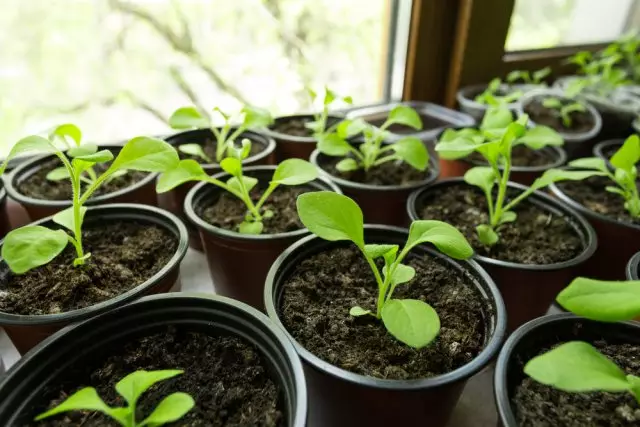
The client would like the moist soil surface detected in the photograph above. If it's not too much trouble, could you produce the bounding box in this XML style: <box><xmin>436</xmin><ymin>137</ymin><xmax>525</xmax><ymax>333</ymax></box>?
<box><xmin>418</xmin><ymin>184</ymin><xmax>584</xmax><ymax>264</ymax></box>
<box><xmin>515</xmin><ymin>341</ymin><xmax>640</xmax><ymax>426</ymax></box>
<box><xmin>197</xmin><ymin>185</ymin><xmax>312</xmax><ymax>234</ymax></box>
<box><xmin>558</xmin><ymin>176</ymin><xmax>640</xmax><ymax>226</ymax></box>
<box><xmin>18</xmin><ymin>158</ymin><xmax>148</xmax><ymax>201</ymax></box>
<box><xmin>524</xmin><ymin>98</ymin><xmax>595</xmax><ymax>133</ymax></box>
<box><xmin>28</xmin><ymin>326</ymin><xmax>284</xmax><ymax>427</ymax></box>
<box><xmin>468</xmin><ymin>145</ymin><xmax>558</xmax><ymax>168</ymax></box>
<box><xmin>0</xmin><ymin>221</ymin><xmax>177</xmax><ymax>315</ymax></box>
<box><xmin>319</xmin><ymin>155</ymin><xmax>431</xmax><ymax>186</ymax></box>
<box><xmin>178</xmin><ymin>138</ymin><xmax>263</xmax><ymax>164</ymax></box>
<box><xmin>368</xmin><ymin>113</ymin><xmax>448</xmax><ymax>133</ymax></box>
<box><xmin>270</xmin><ymin>116</ymin><xmax>315</xmax><ymax>138</ymax></box>
<box><xmin>280</xmin><ymin>246</ymin><xmax>488</xmax><ymax>380</ymax></box>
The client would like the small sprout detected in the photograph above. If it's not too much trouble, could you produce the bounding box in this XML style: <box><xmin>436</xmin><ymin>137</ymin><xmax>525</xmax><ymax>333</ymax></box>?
<box><xmin>317</xmin><ymin>105</ymin><xmax>429</xmax><ymax>173</ymax></box>
<box><xmin>35</xmin><ymin>369</ymin><xmax>195</xmax><ymax>426</ymax></box>
<box><xmin>296</xmin><ymin>191</ymin><xmax>473</xmax><ymax>348</ymax></box>
<box><xmin>506</xmin><ymin>67</ymin><xmax>551</xmax><ymax>85</ymax></box>
<box><xmin>474</xmin><ymin>78</ymin><xmax>523</xmax><ymax>106</ymax></box>
<box><xmin>157</xmin><ymin>139</ymin><xmax>318</xmax><ymax>234</ymax></box>
<box><xmin>541</xmin><ymin>97</ymin><xmax>587</xmax><ymax>128</ymax></box>
<box><xmin>169</xmin><ymin>105</ymin><xmax>273</xmax><ymax>163</ymax></box>
<box><xmin>569</xmin><ymin>134</ymin><xmax>640</xmax><ymax>218</ymax></box>
<box><xmin>305</xmin><ymin>86</ymin><xmax>352</xmax><ymax>140</ymax></box>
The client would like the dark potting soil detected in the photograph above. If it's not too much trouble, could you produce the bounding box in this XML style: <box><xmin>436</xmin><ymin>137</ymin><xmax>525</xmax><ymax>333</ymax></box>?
<box><xmin>270</xmin><ymin>117</ymin><xmax>315</xmax><ymax>138</ymax></box>
<box><xmin>558</xmin><ymin>176</ymin><xmax>640</xmax><ymax>226</ymax></box>
<box><xmin>368</xmin><ymin>114</ymin><xmax>448</xmax><ymax>133</ymax></box>
<box><xmin>197</xmin><ymin>186</ymin><xmax>312</xmax><ymax>234</ymax></box>
<box><xmin>0</xmin><ymin>221</ymin><xmax>177</xmax><ymax>315</ymax></box>
<box><xmin>524</xmin><ymin>98</ymin><xmax>595</xmax><ymax>133</ymax></box>
<box><xmin>28</xmin><ymin>326</ymin><xmax>284</xmax><ymax>427</ymax></box>
<box><xmin>469</xmin><ymin>145</ymin><xmax>558</xmax><ymax>168</ymax></box>
<box><xmin>320</xmin><ymin>156</ymin><xmax>431</xmax><ymax>186</ymax></box>
<box><xmin>280</xmin><ymin>246</ymin><xmax>488</xmax><ymax>380</ymax></box>
<box><xmin>178</xmin><ymin>138</ymin><xmax>263</xmax><ymax>164</ymax></box>
<box><xmin>515</xmin><ymin>341</ymin><xmax>640</xmax><ymax>426</ymax></box>
<box><xmin>418</xmin><ymin>184</ymin><xmax>584</xmax><ymax>264</ymax></box>
<box><xmin>599</xmin><ymin>143</ymin><xmax>623</xmax><ymax>161</ymax></box>
<box><xmin>18</xmin><ymin>158</ymin><xmax>149</xmax><ymax>201</ymax></box>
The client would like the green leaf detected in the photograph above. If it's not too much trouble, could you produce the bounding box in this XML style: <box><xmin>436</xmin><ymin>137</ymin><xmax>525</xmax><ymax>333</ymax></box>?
<box><xmin>323</xmin><ymin>87</ymin><xmax>336</xmax><ymax>105</ymax></box>
<box><xmin>272</xmin><ymin>159</ymin><xmax>318</xmax><ymax>185</ymax></box>
<box><xmin>569</xmin><ymin>157</ymin><xmax>608</xmax><ymax>173</ymax></box>
<box><xmin>518</xmin><ymin>126</ymin><xmax>564</xmax><ymax>150</ymax></box>
<box><xmin>434</xmin><ymin>137</ymin><xmax>480</xmax><ymax>160</ymax></box>
<box><xmin>386</xmin><ymin>105</ymin><xmax>422</xmax><ymax>130</ymax></box>
<box><xmin>463</xmin><ymin>167</ymin><xmax>495</xmax><ymax>194</ymax></box>
<box><xmin>506</xmin><ymin>70</ymin><xmax>525</xmax><ymax>83</ymax></box>
<box><xmin>480</xmin><ymin>108</ymin><xmax>513</xmax><ymax>130</ymax></box>
<box><xmin>227</xmin><ymin>176</ymin><xmax>258</xmax><ymax>194</ymax></box>
<box><xmin>477</xmin><ymin>224</ymin><xmax>498</xmax><ymax>246</ymax></box>
<box><xmin>530</xmin><ymin>169</ymin><xmax>606</xmax><ymax>192</ymax></box>
<box><xmin>525</xmin><ymin>341</ymin><xmax>631</xmax><ymax>393</ymax></box>
<box><xmin>238</xmin><ymin>221</ymin><xmax>263</xmax><ymax>234</ymax></box>
<box><xmin>220</xmin><ymin>157</ymin><xmax>242</xmax><ymax>177</ymax></box>
<box><xmin>364</xmin><ymin>244</ymin><xmax>398</xmax><ymax>260</ymax></box>
<box><xmin>392</xmin><ymin>137</ymin><xmax>429</xmax><ymax>171</ymax></box>
<box><xmin>611</xmin><ymin>135</ymin><xmax>640</xmax><ymax>170</ymax></box>
<box><xmin>74</xmin><ymin>149</ymin><xmax>114</xmax><ymax>164</ymax></box>
<box><xmin>387</xmin><ymin>263</ymin><xmax>416</xmax><ymax>286</ymax></box>
<box><xmin>381</xmin><ymin>299</ymin><xmax>440</xmax><ymax>348</ymax></box>
<box><xmin>34</xmin><ymin>388</ymin><xmax>118</xmax><ymax>422</ymax></box>
<box><xmin>336</xmin><ymin>119</ymin><xmax>368</xmax><ymax>139</ymax></box>
<box><xmin>67</xmin><ymin>143</ymin><xmax>98</xmax><ymax>158</ymax></box>
<box><xmin>542</xmin><ymin>97</ymin><xmax>563</xmax><ymax>109</ymax></box>
<box><xmin>2</xmin><ymin>226</ymin><xmax>68</xmax><ymax>274</ymax></box>
<box><xmin>336</xmin><ymin>158</ymin><xmax>359</xmax><ymax>172</ymax></box>
<box><xmin>405</xmin><ymin>220</ymin><xmax>473</xmax><ymax>259</ymax></box>
<box><xmin>116</xmin><ymin>370</ymin><xmax>184</xmax><ymax>407</ymax></box>
<box><xmin>533</xmin><ymin>67</ymin><xmax>551</xmax><ymax>83</ymax></box>
<box><xmin>106</xmin><ymin>137</ymin><xmax>179</xmax><ymax>175</ymax></box>
<box><xmin>317</xmin><ymin>134</ymin><xmax>352</xmax><ymax>156</ymax></box>
<box><xmin>178</xmin><ymin>143</ymin><xmax>212</xmax><ymax>162</ymax></box>
<box><xmin>53</xmin><ymin>207</ymin><xmax>87</xmax><ymax>232</ymax></box>
<box><xmin>349</xmin><ymin>306</ymin><xmax>373</xmax><ymax>317</ymax></box>
<box><xmin>169</xmin><ymin>106</ymin><xmax>210</xmax><ymax>129</ymax></box>
<box><xmin>241</xmin><ymin>106</ymin><xmax>273</xmax><ymax>129</ymax></box>
<box><xmin>629</xmin><ymin>375</ymin><xmax>640</xmax><ymax>402</ymax></box>
<box><xmin>139</xmin><ymin>392</ymin><xmax>195</xmax><ymax>427</ymax></box>
<box><xmin>606</xmin><ymin>185</ymin><xmax>626</xmax><ymax>196</ymax></box>
<box><xmin>46</xmin><ymin>167</ymin><xmax>71</xmax><ymax>181</ymax></box>
<box><xmin>0</xmin><ymin>135</ymin><xmax>59</xmax><ymax>176</ymax></box>
<box><xmin>156</xmin><ymin>160</ymin><xmax>208</xmax><ymax>193</ymax></box>
<box><xmin>498</xmin><ymin>211</ymin><xmax>518</xmax><ymax>224</ymax></box>
<box><xmin>556</xmin><ymin>277</ymin><xmax>640</xmax><ymax>322</ymax></box>
<box><xmin>296</xmin><ymin>192</ymin><xmax>364</xmax><ymax>248</ymax></box>
<box><xmin>50</xmin><ymin>123</ymin><xmax>82</xmax><ymax>146</ymax></box>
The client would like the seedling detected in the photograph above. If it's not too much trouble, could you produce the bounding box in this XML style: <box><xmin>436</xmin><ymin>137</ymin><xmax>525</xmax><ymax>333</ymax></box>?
<box><xmin>569</xmin><ymin>134</ymin><xmax>640</xmax><ymax>218</ymax></box>
<box><xmin>506</xmin><ymin>67</ymin><xmax>551</xmax><ymax>85</ymax></box>
<box><xmin>35</xmin><ymin>369</ymin><xmax>195</xmax><ymax>426</ymax></box>
<box><xmin>436</xmin><ymin>109</ymin><xmax>604</xmax><ymax>246</ymax></box>
<box><xmin>0</xmin><ymin>126</ymin><xmax>179</xmax><ymax>274</ymax></box>
<box><xmin>474</xmin><ymin>78</ymin><xmax>523</xmax><ymax>106</ymax></box>
<box><xmin>296</xmin><ymin>191</ymin><xmax>473</xmax><ymax>348</ymax></box>
<box><xmin>525</xmin><ymin>277</ymin><xmax>640</xmax><ymax>404</ymax></box>
<box><xmin>157</xmin><ymin>140</ymin><xmax>318</xmax><ymax>234</ymax></box>
<box><xmin>541</xmin><ymin>97</ymin><xmax>587</xmax><ymax>128</ymax></box>
<box><xmin>317</xmin><ymin>105</ymin><xmax>429</xmax><ymax>173</ymax></box>
<box><xmin>169</xmin><ymin>105</ymin><xmax>273</xmax><ymax>163</ymax></box>
<box><xmin>565</xmin><ymin>51</ymin><xmax>630</xmax><ymax>97</ymax></box>
<box><xmin>305</xmin><ymin>86</ymin><xmax>352</xmax><ymax>140</ymax></box>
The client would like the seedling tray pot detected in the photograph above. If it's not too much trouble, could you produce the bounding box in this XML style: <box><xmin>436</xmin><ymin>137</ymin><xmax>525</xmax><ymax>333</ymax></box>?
<box><xmin>456</xmin><ymin>84</ymin><xmax>521</xmax><ymax>122</ymax></box>
<box><xmin>627</xmin><ymin>251</ymin><xmax>640</xmax><ymax>280</ymax></box>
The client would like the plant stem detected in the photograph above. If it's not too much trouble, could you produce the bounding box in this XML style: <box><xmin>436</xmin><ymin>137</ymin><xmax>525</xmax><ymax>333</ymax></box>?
<box><xmin>215</xmin><ymin>124</ymin><xmax>231</xmax><ymax>162</ymax></box>
<box><xmin>372</xmin><ymin>154</ymin><xmax>400</xmax><ymax>167</ymax></box>
<box><xmin>491</xmin><ymin>159</ymin><xmax>511</xmax><ymax>227</ymax></box>
<box><xmin>254</xmin><ymin>183</ymin><xmax>278</xmax><ymax>212</ymax></box>
<box><xmin>359</xmin><ymin>250</ymin><xmax>386</xmax><ymax>319</ymax></box>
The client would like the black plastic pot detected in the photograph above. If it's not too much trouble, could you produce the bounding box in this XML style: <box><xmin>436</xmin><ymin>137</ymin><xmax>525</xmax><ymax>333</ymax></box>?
<box><xmin>456</xmin><ymin>83</ymin><xmax>522</xmax><ymax>121</ymax></box>
<box><xmin>185</xmin><ymin>166</ymin><xmax>340</xmax><ymax>310</ymax></box>
<box><xmin>549</xmin><ymin>182</ymin><xmax>640</xmax><ymax>280</ymax></box>
<box><xmin>408</xmin><ymin>179</ymin><xmax>597</xmax><ymax>332</ymax></box>
<box><xmin>4</xmin><ymin>145</ymin><xmax>159</xmax><ymax>222</ymax></box>
<box><xmin>494</xmin><ymin>313</ymin><xmax>640</xmax><ymax>427</ymax></box>
<box><xmin>0</xmin><ymin>293</ymin><xmax>307</xmax><ymax>426</ymax></box>
<box><xmin>0</xmin><ymin>183</ymin><xmax>9</xmax><ymax>239</ymax></box>
<box><xmin>593</xmin><ymin>139</ymin><xmax>624</xmax><ymax>170</ymax></box>
<box><xmin>0</xmin><ymin>203</ymin><xmax>188</xmax><ymax>354</ymax></box>
<box><xmin>628</xmin><ymin>251</ymin><xmax>640</xmax><ymax>280</ymax></box>
<box><xmin>265</xmin><ymin>114</ymin><xmax>343</xmax><ymax>162</ymax></box>
<box><xmin>161</xmin><ymin>128</ymin><xmax>276</xmax><ymax>250</ymax></box>
<box><xmin>311</xmin><ymin>150</ymin><xmax>439</xmax><ymax>227</ymax></box>
<box><xmin>264</xmin><ymin>225</ymin><xmax>507</xmax><ymax>427</ymax></box>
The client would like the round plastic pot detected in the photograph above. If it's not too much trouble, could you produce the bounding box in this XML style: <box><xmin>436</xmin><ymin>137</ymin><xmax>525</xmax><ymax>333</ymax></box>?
<box><xmin>184</xmin><ymin>166</ymin><xmax>340</xmax><ymax>311</ymax></box>
<box><xmin>0</xmin><ymin>293</ymin><xmax>307</xmax><ymax>426</ymax></box>
<box><xmin>4</xmin><ymin>145</ymin><xmax>159</xmax><ymax>222</ymax></box>
<box><xmin>627</xmin><ymin>251</ymin><xmax>640</xmax><ymax>280</ymax></box>
<box><xmin>494</xmin><ymin>313</ymin><xmax>640</xmax><ymax>427</ymax></box>
<box><xmin>311</xmin><ymin>149</ymin><xmax>439</xmax><ymax>227</ymax></box>
<box><xmin>408</xmin><ymin>179</ymin><xmax>597</xmax><ymax>332</ymax></box>
<box><xmin>264</xmin><ymin>225</ymin><xmax>506</xmax><ymax>427</ymax></box>
<box><xmin>0</xmin><ymin>203</ymin><xmax>188</xmax><ymax>354</ymax></box>
<box><xmin>549</xmin><ymin>182</ymin><xmax>640</xmax><ymax>280</ymax></box>
<box><xmin>456</xmin><ymin>83</ymin><xmax>521</xmax><ymax>122</ymax></box>
<box><xmin>161</xmin><ymin>128</ymin><xmax>276</xmax><ymax>250</ymax></box>
<box><xmin>593</xmin><ymin>139</ymin><xmax>623</xmax><ymax>166</ymax></box>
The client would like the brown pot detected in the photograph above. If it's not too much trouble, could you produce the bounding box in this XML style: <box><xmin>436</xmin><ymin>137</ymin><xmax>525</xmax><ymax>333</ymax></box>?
<box><xmin>265</xmin><ymin>114</ymin><xmax>343</xmax><ymax>162</ymax></box>
<box><xmin>4</xmin><ymin>145</ymin><xmax>159</xmax><ymax>222</ymax></box>
<box><xmin>185</xmin><ymin>166</ymin><xmax>341</xmax><ymax>311</ymax></box>
<box><xmin>408</xmin><ymin>179</ymin><xmax>598</xmax><ymax>332</ymax></box>
<box><xmin>0</xmin><ymin>204</ymin><xmax>188</xmax><ymax>354</ymax></box>
<box><xmin>311</xmin><ymin>150</ymin><xmax>439</xmax><ymax>227</ymax></box>
<box><xmin>161</xmin><ymin>128</ymin><xmax>276</xmax><ymax>250</ymax></box>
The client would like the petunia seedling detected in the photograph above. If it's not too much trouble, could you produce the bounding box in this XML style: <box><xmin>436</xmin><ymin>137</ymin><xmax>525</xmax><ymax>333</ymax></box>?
<box><xmin>541</xmin><ymin>97</ymin><xmax>587</xmax><ymax>128</ymax></box>
<box><xmin>506</xmin><ymin>67</ymin><xmax>551</xmax><ymax>85</ymax></box>
<box><xmin>296</xmin><ymin>191</ymin><xmax>473</xmax><ymax>348</ymax></box>
<box><xmin>565</xmin><ymin>50</ymin><xmax>630</xmax><ymax>98</ymax></box>
<box><xmin>305</xmin><ymin>86</ymin><xmax>352</xmax><ymax>140</ymax></box>
<box><xmin>568</xmin><ymin>134</ymin><xmax>640</xmax><ymax>218</ymax></box>
<box><xmin>157</xmin><ymin>140</ymin><xmax>318</xmax><ymax>234</ymax></box>
<box><xmin>435</xmin><ymin>109</ymin><xmax>604</xmax><ymax>246</ymax></box>
<box><xmin>169</xmin><ymin>105</ymin><xmax>273</xmax><ymax>163</ymax></box>
<box><xmin>317</xmin><ymin>105</ymin><xmax>429</xmax><ymax>173</ymax></box>
<box><xmin>35</xmin><ymin>369</ymin><xmax>195</xmax><ymax>426</ymax></box>
<box><xmin>474</xmin><ymin>78</ymin><xmax>523</xmax><ymax>106</ymax></box>
<box><xmin>0</xmin><ymin>126</ymin><xmax>179</xmax><ymax>274</ymax></box>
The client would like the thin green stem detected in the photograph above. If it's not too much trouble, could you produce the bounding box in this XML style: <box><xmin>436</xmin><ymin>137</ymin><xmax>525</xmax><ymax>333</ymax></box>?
<box><xmin>372</xmin><ymin>154</ymin><xmax>399</xmax><ymax>167</ymax></box>
<box><xmin>215</xmin><ymin>124</ymin><xmax>231</xmax><ymax>162</ymax></box>
<box><xmin>502</xmin><ymin>187</ymin><xmax>534</xmax><ymax>214</ymax></box>
<box><xmin>358</xmin><ymin>249</ymin><xmax>386</xmax><ymax>319</ymax></box>
<box><xmin>254</xmin><ymin>182</ymin><xmax>278</xmax><ymax>212</ymax></box>
<box><xmin>491</xmin><ymin>159</ymin><xmax>511</xmax><ymax>227</ymax></box>
<box><xmin>485</xmin><ymin>189</ymin><xmax>495</xmax><ymax>220</ymax></box>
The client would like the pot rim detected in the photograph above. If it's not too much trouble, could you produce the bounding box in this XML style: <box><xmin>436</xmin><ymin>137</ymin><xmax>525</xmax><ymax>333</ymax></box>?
<box><xmin>263</xmin><ymin>113</ymin><xmax>344</xmax><ymax>144</ymax></box>
<box><xmin>593</xmin><ymin>139</ymin><xmax>624</xmax><ymax>159</ymax></box>
<box><xmin>264</xmin><ymin>224</ymin><xmax>508</xmax><ymax>391</ymax></box>
<box><xmin>0</xmin><ymin>203</ymin><xmax>188</xmax><ymax>325</ymax></box>
<box><xmin>407</xmin><ymin>178</ymin><xmax>598</xmax><ymax>271</ymax></box>
<box><xmin>627</xmin><ymin>251</ymin><xmax>640</xmax><ymax>280</ymax></box>
<box><xmin>310</xmin><ymin>149</ymin><xmax>440</xmax><ymax>192</ymax></box>
<box><xmin>4</xmin><ymin>145</ymin><xmax>158</xmax><ymax>208</ymax></box>
<box><xmin>183</xmin><ymin>165</ymin><xmax>341</xmax><ymax>241</ymax></box>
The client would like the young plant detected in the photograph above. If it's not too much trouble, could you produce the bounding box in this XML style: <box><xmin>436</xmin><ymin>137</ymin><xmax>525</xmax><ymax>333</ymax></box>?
<box><xmin>0</xmin><ymin>128</ymin><xmax>179</xmax><ymax>273</ymax></box>
<box><xmin>524</xmin><ymin>277</ymin><xmax>640</xmax><ymax>405</ymax></box>
<box><xmin>569</xmin><ymin>134</ymin><xmax>640</xmax><ymax>218</ymax></box>
<box><xmin>541</xmin><ymin>97</ymin><xmax>587</xmax><ymax>128</ymax></box>
<box><xmin>157</xmin><ymin>140</ymin><xmax>318</xmax><ymax>234</ymax></box>
<box><xmin>506</xmin><ymin>67</ymin><xmax>551</xmax><ymax>85</ymax></box>
<box><xmin>305</xmin><ymin>86</ymin><xmax>352</xmax><ymax>141</ymax></box>
<box><xmin>35</xmin><ymin>369</ymin><xmax>195</xmax><ymax>426</ymax></box>
<box><xmin>436</xmin><ymin>110</ymin><xmax>604</xmax><ymax>246</ymax></box>
<box><xmin>168</xmin><ymin>105</ymin><xmax>273</xmax><ymax>163</ymax></box>
<box><xmin>565</xmin><ymin>50</ymin><xmax>630</xmax><ymax>98</ymax></box>
<box><xmin>296</xmin><ymin>191</ymin><xmax>473</xmax><ymax>348</ymax></box>
<box><xmin>317</xmin><ymin>105</ymin><xmax>429</xmax><ymax>173</ymax></box>
<box><xmin>474</xmin><ymin>78</ymin><xmax>523</xmax><ymax>106</ymax></box>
